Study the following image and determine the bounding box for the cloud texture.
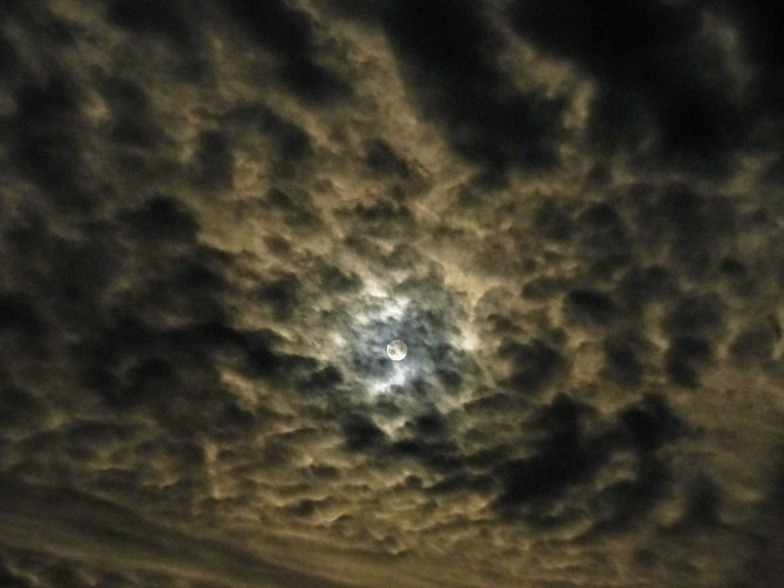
[2,1,784,586]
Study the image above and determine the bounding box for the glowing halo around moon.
[386,339,408,361]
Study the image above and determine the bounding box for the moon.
[386,339,407,361]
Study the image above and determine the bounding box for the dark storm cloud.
[0,61,338,466]
[390,429,463,474]
[574,202,632,274]
[661,294,723,387]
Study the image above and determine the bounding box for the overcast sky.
[2,1,784,586]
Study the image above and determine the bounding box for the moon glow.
[386,340,408,361]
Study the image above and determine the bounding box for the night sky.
[2,1,784,586]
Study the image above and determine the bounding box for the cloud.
[508,0,744,171]
[2,1,784,586]
[107,0,194,47]
[0,477,351,588]
[11,78,89,208]
[378,0,565,177]
[221,0,352,103]
[498,338,565,394]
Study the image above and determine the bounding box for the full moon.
[386,339,408,361]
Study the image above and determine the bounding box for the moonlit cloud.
[2,1,784,587]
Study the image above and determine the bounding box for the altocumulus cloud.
[2,1,784,587]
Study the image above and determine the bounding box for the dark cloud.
[565,288,616,325]
[192,130,233,189]
[618,392,682,454]
[521,276,569,301]
[300,365,344,393]
[0,294,44,337]
[663,295,723,351]
[0,387,47,435]
[485,391,683,534]
[575,202,630,259]
[258,273,301,321]
[2,1,784,586]
[730,323,777,362]
[494,394,595,509]
[264,188,320,228]
[318,265,362,294]
[665,336,712,388]
[223,103,313,159]
[463,392,520,415]
[107,0,193,47]
[101,76,165,147]
[379,0,564,176]
[118,197,199,242]
[725,452,784,587]
[0,146,317,450]
[427,471,494,495]
[10,78,89,208]
[681,473,722,528]
[498,338,565,394]
[364,140,414,180]
[346,200,413,238]
[342,413,387,451]
[588,457,671,535]
[508,0,742,171]
[390,437,462,473]
[221,0,351,103]
[721,1,784,109]
[602,330,649,387]
[0,557,29,588]
[531,199,574,242]
[616,264,676,310]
